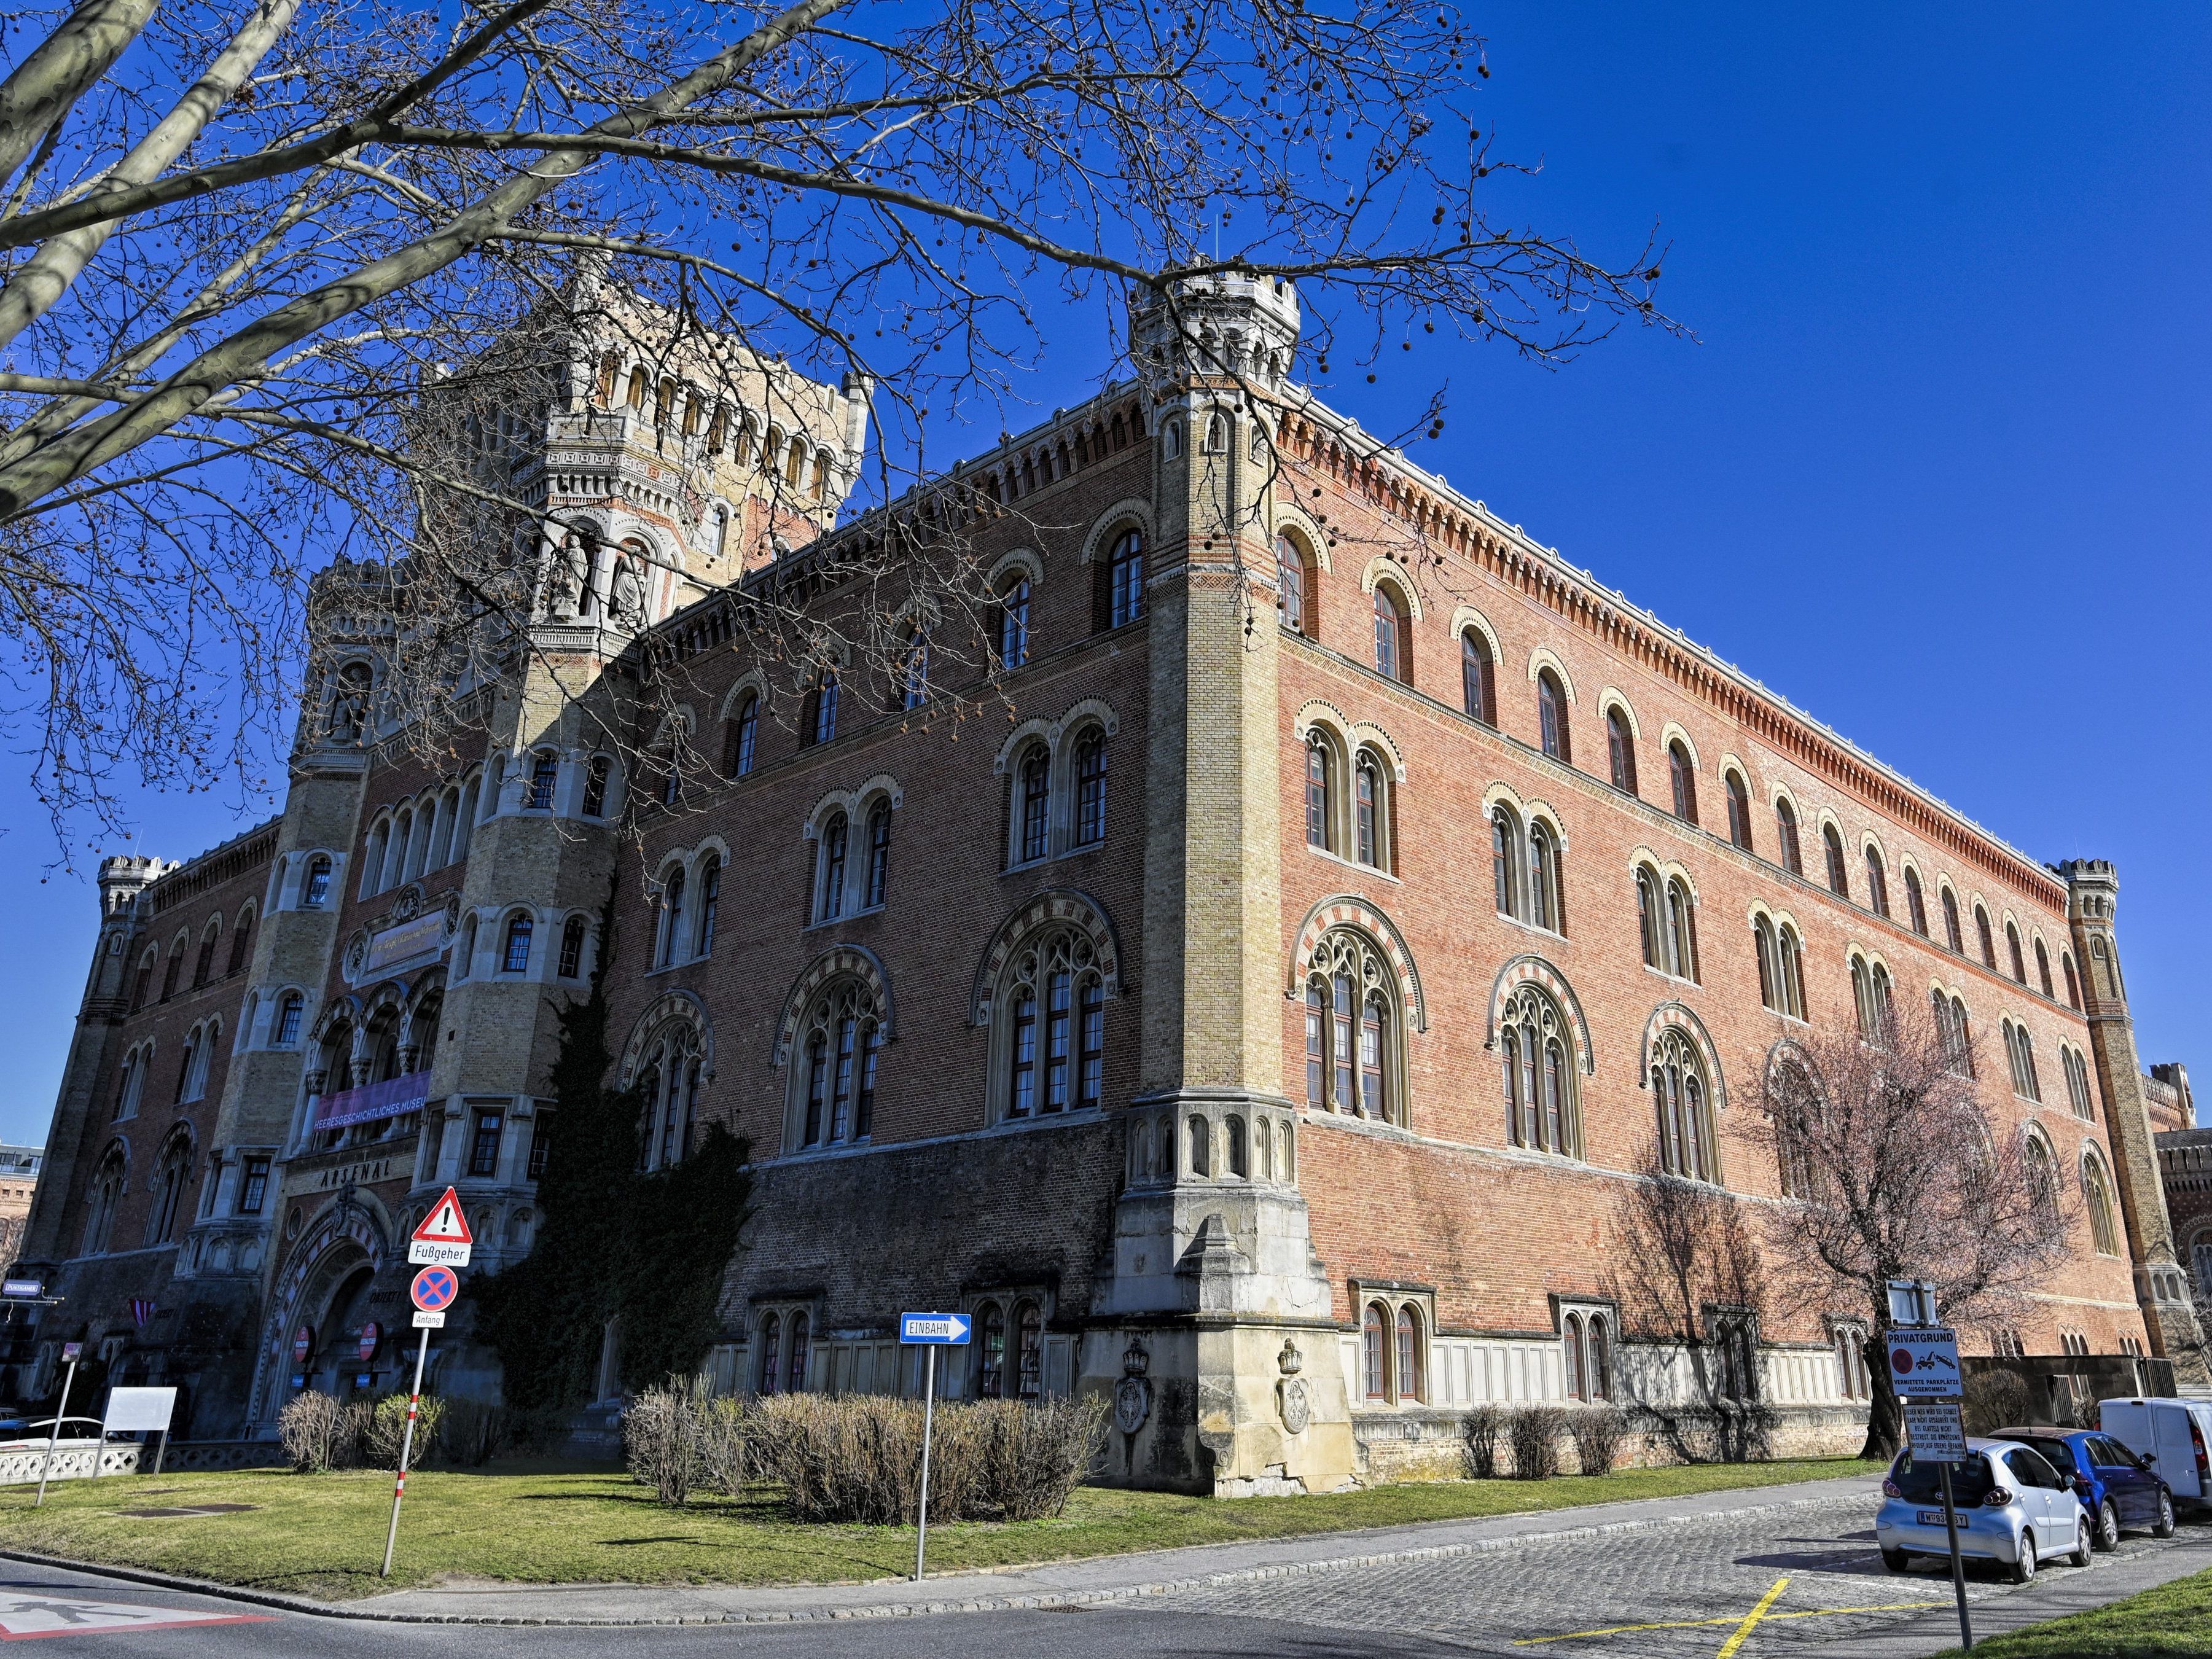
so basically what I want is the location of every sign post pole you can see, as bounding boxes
[1887,1285,1969,1652]
[380,1322,432,1579]
[897,1311,972,1585]
[32,1347,80,1509]
[914,1345,937,1583]
[1937,1460,1971,1652]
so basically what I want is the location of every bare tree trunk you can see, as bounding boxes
[1860,1325,1901,1462]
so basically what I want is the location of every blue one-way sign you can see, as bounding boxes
[900,1312,972,1345]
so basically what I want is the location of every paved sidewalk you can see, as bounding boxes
[330,1470,1886,1624]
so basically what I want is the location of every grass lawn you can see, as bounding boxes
[1927,1561,2212,1657]
[0,1456,1880,1601]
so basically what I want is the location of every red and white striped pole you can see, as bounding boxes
[380,1325,432,1577]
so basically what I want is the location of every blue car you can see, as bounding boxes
[1995,1426,2176,1552]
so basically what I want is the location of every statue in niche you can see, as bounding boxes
[609,555,645,624]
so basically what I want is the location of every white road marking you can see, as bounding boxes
[0,1596,271,1640]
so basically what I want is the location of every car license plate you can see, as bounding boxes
[1917,1510,1952,1526]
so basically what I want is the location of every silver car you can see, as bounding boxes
[1875,1437,2093,1583]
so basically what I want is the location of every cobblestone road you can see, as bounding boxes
[1146,1492,2174,1655]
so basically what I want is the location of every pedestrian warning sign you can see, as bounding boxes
[407,1187,473,1267]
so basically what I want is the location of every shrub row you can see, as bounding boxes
[278,1389,506,1472]
[622,1379,1108,1522]
[1464,1403,1629,1478]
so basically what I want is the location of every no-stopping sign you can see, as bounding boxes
[410,1265,458,1314]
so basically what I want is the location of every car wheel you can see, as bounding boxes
[2154,1492,2177,1539]
[2093,1499,2121,1552]
[1882,1547,1911,1574]
[2007,1530,2038,1585]
[2069,1520,2093,1568]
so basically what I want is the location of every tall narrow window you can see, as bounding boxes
[227,911,252,975]
[1009,991,1038,1117]
[1942,888,1964,953]
[1864,847,1890,918]
[1359,992,1386,1119]
[1354,758,1380,867]
[819,814,848,919]
[1905,869,1928,936]
[1637,868,1665,969]
[659,868,686,965]
[1724,772,1752,851]
[1528,826,1557,932]
[1651,1030,1710,1181]
[1019,748,1050,863]
[2085,1152,2119,1255]
[194,927,217,988]
[1461,631,1493,723]
[1363,1303,1387,1400]
[1372,587,1409,684]
[1332,972,1355,1113]
[275,993,305,1046]
[1396,1306,1421,1403]
[697,856,721,951]
[1305,736,1333,851]
[1565,1313,1586,1402]
[1500,983,1577,1156]
[303,857,332,908]
[2034,938,2053,999]
[864,805,891,908]
[1776,798,1804,875]
[786,1312,810,1393]
[811,672,840,745]
[1077,978,1105,1110]
[757,1314,782,1395]
[1607,709,1636,795]
[1276,536,1307,633]
[1668,743,1697,824]
[999,577,1031,668]
[829,1015,856,1141]
[1108,529,1145,627]
[1976,905,1996,969]
[2006,921,2026,983]
[468,1108,504,1177]
[1493,809,1520,919]
[528,752,558,810]
[1666,877,1698,982]
[856,1023,880,1138]
[899,626,929,710]
[803,1033,827,1143]
[1074,734,1108,846]
[727,694,759,777]
[1824,825,1849,897]
[501,914,533,974]
[1537,671,1569,763]
[2062,953,2082,1010]
[558,916,586,978]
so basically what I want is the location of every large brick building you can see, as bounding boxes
[10,278,2202,1486]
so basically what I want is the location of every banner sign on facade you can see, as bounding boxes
[361,912,450,978]
[314,1070,433,1132]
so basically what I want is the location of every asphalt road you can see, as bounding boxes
[3,1494,2209,1657]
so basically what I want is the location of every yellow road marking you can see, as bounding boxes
[1715,1577,1789,1657]
[1514,1595,1938,1646]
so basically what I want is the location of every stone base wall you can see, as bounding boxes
[0,1438,139,1484]
[1350,1401,1869,1488]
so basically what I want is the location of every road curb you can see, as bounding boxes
[0,1487,1868,1626]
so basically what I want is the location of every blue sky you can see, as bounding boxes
[2,1,2205,1143]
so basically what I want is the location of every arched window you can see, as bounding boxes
[2062,952,2082,1010]
[1537,670,1570,763]
[1305,735,1334,851]
[791,978,885,1148]
[660,757,682,808]
[1823,825,1849,897]
[2023,1131,2057,1205]
[997,926,1108,1120]
[2006,921,2026,983]
[1587,1316,1612,1403]
[1492,806,1523,919]
[757,1313,781,1394]
[898,625,929,710]
[1074,733,1108,846]
[1753,918,1804,1018]
[82,1149,126,1255]
[1362,1303,1388,1400]
[144,1131,191,1246]
[1106,528,1145,627]
[1975,904,1997,969]
[1527,822,1563,934]
[1663,876,1698,982]
[559,915,587,978]
[302,856,332,908]
[193,923,218,988]
[1304,929,1404,1125]
[810,671,840,745]
[1015,1301,1044,1400]
[1636,867,1665,970]
[1905,869,1928,936]
[1461,631,1493,723]
[2006,1020,2043,1102]
[1651,1028,1714,1181]
[161,939,184,1000]
[2063,1045,2095,1120]
[227,910,252,975]
[695,855,721,952]
[1775,798,1804,876]
[1864,847,1890,918]
[1276,536,1311,634]
[2084,1152,2120,1255]
[1396,1306,1422,1403]
[999,575,1031,668]
[1933,991,1974,1075]
[658,867,687,965]
[2034,938,2054,999]
[1017,746,1050,864]
[1372,585,1410,684]
[816,813,848,920]
[528,751,558,810]
[1564,1313,1586,1402]
[1724,772,1753,851]
[1942,888,1964,953]
[1851,957,1877,1039]
[1354,756,1382,868]
[976,1302,1006,1398]
[1607,708,1636,795]
[501,913,533,974]
[1500,982,1579,1155]
[863,806,891,907]
[1668,743,1698,824]
[275,993,305,1046]
[727,694,759,778]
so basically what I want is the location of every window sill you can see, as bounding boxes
[1643,963,1700,989]
[803,903,883,931]
[1303,845,1399,882]
[1004,841,1105,878]
[1762,1007,1810,1026]
[1496,912,1563,942]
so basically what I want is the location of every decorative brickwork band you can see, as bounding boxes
[1285,896,1427,1032]
[969,891,1123,1027]
[773,946,894,1066]
[1484,955,1594,1073]
[619,988,714,1087]
[1640,1002,1729,1112]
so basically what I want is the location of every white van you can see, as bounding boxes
[2101,1397,2212,1506]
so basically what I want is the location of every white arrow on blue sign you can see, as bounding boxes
[900,1312,972,1345]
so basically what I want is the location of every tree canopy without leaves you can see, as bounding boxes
[1753,1005,2076,1458]
[0,0,1670,849]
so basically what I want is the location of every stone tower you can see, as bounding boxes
[1089,276,1355,1495]
[2062,859,2209,1386]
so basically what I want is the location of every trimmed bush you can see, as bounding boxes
[277,1391,345,1473]
[623,1378,759,1505]
[1463,1403,1505,1479]
[362,1392,447,1470]
[1508,1404,1566,1479]
[1569,1404,1628,1475]
[758,1392,1106,1524]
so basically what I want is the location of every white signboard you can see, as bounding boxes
[102,1386,178,1434]
[1886,1327,1963,1399]
[412,1310,446,1329]
[1905,1399,1968,1463]
[408,1239,471,1267]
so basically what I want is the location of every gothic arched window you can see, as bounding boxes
[1106,528,1145,627]
[727,694,759,778]
[1865,847,1890,918]
[1074,733,1108,847]
[816,813,849,920]
[1276,535,1311,634]
[1776,797,1804,875]
[559,915,587,978]
[994,926,1108,1122]
[1016,746,1050,865]
[1724,771,1753,851]
[1461,630,1493,723]
[1824,825,1850,897]
[1607,708,1636,795]
[1372,585,1410,684]
[789,979,883,1149]
[1943,887,1964,953]
[2083,1150,2120,1255]
[2006,921,2026,983]
[1976,904,1997,969]
[999,575,1031,668]
[1537,669,1570,762]
[1500,982,1579,1156]
[1668,743,1698,824]
[1651,1028,1714,1182]
[1305,734,1334,851]
[864,805,891,907]
[2035,937,2054,999]
[659,866,687,965]
[144,1130,192,1247]
[1303,929,1404,1125]
[1905,868,1928,936]
[1354,756,1382,868]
